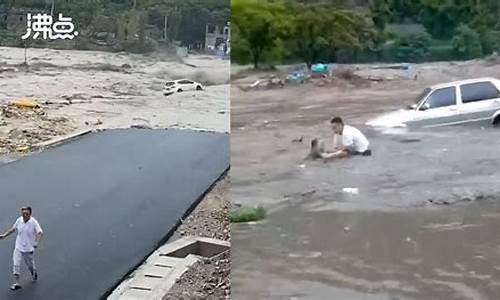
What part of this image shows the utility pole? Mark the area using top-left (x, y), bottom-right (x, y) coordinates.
top-left (24, 42), bottom-right (28, 66)
top-left (164, 15), bottom-right (168, 41)
top-left (51, 0), bottom-right (55, 17)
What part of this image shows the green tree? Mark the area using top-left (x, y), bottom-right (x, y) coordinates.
top-left (452, 24), bottom-right (483, 59)
top-left (232, 0), bottom-right (288, 68)
top-left (396, 31), bottom-right (431, 62)
top-left (291, 6), bottom-right (372, 67)
top-left (388, 0), bottom-right (422, 23)
top-left (370, 0), bottom-right (391, 31)
top-left (480, 30), bottom-right (500, 55)
top-left (419, 0), bottom-right (460, 39)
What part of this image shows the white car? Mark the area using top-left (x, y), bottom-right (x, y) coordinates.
top-left (366, 77), bottom-right (500, 128)
top-left (163, 79), bottom-right (204, 96)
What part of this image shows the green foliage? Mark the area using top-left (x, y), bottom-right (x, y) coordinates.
top-left (230, 25), bottom-right (252, 65)
top-left (416, 0), bottom-right (499, 39)
top-left (388, 0), bottom-right (422, 23)
top-left (232, 0), bottom-right (290, 68)
top-left (231, 0), bottom-right (500, 65)
top-left (119, 37), bottom-right (158, 53)
top-left (231, 0), bottom-right (374, 67)
top-left (395, 31), bottom-right (431, 62)
top-left (370, 0), bottom-right (391, 30)
top-left (427, 42), bottom-right (456, 61)
top-left (92, 15), bottom-right (117, 33)
top-left (419, 0), bottom-right (460, 39)
top-left (479, 30), bottom-right (500, 55)
top-left (3, 0), bottom-right (229, 52)
top-left (452, 24), bottom-right (483, 59)
top-left (291, 6), bottom-right (373, 67)
top-left (230, 206), bottom-right (266, 223)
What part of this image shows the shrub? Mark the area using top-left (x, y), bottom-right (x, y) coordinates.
top-left (395, 31), bottom-right (432, 62)
top-left (480, 30), bottom-right (500, 56)
top-left (230, 206), bottom-right (266, 223)
top-left (452, 24), bottom-right (483, 59)
top-left (120, 37), bottom-right (158, 54)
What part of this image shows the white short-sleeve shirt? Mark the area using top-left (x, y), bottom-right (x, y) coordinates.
top-left (13, 217), bottom-right (43, 252)
top-left (341, 125), bottom-right (370, 152)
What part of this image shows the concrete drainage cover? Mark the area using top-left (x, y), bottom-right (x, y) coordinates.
top-left (0, 129), bottom-right (229, 300)
top-left (109, 237), bottom-right (230, 300)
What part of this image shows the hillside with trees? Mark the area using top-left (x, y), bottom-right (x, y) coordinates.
top-left (0, 0), bottom-right (229, 53)
top-left (232, 0), bottom-right (500, 67)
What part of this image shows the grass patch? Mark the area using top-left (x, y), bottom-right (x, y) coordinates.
top-left (231, 206), bottom-right (266, 223)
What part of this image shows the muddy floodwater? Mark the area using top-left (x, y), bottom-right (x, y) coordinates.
top-left (233, 201), bottom-right (500, 300)
top-left (231, 64), bottom-right (500, 299)
top-left (232, 125), bottom-right (500, 300)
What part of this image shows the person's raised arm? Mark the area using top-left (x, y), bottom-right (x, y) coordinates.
top-left (0, 226), bottom-right (16, 240)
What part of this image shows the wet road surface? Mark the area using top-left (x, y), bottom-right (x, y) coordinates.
top-left (0, 129), bottom-right (229, 300)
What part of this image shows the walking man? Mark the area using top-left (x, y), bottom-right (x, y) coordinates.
top-left (0, 206), bottom-right (43, 290)
top-left (321, 116), bottom-right (372, 161)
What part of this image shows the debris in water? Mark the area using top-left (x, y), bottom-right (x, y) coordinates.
top-left (300, 190), bottom-right (316, 197)
top-left (15, 145), bottom-right (30, 153)
top-left (342, 187), bottom-right (359, 195)
top-left (131, 124), bottom-right (152, 130)
top-left (12, 100), bottom-right (40, 109)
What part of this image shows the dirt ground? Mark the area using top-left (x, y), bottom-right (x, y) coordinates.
top-left (231, 60), bottom-right (500, 299)
top-left (0, 46), bottom-right (229, 156)
top-left (164, 176), bottom-right (231, 300)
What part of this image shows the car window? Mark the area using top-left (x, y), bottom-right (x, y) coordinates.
top-left (424, 87), bottom-right (456, 109)
top-left (460, 82), bottom-right (500, 103)
top-left (415, 88), bottom-right (432, 106)
top-left (178, 80), bottom-right (193, 84)
top-left (165, 82), bottom-right (175, 86)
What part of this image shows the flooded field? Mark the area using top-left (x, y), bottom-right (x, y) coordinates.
top-left (231, 63), bottom-right (500, 299)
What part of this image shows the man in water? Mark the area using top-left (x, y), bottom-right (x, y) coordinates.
top-left (320, 116), bottom-right (371, 161)
top-left (0, 206), bottom-right (43, 290)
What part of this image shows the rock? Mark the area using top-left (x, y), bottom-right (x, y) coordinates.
top-left (130, 124), bottom-right (152, 130)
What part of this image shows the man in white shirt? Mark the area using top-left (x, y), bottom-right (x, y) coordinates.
top-left (0, 206), bottom-right (43, 290)
top-left (321, 116), bottom-right (371, 161)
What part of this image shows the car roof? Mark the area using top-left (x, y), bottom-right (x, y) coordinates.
top-left (429, 77), bottom-right (499, 89)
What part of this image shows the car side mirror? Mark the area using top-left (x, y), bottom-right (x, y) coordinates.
top-left (419, 103), bottom-right (430, 111)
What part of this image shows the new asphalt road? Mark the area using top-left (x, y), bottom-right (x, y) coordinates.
top-left (0, 129), bottom-right (229, 299)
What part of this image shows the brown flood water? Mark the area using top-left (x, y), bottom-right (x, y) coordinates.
top-left (231, 73), bottom-right (500, 299)
top-left (233, 200), bottom-right (500, 299)
top-left (232, 126), bottom-right (500, 300)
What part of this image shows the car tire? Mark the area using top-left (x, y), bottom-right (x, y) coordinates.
top-left (494, 116), bottom-right (500, 127)
top-left (177, 89), bottom-right (183, 93)
top-left (196, 85), bottom-right (203, 91)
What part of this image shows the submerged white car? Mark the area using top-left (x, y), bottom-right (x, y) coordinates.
top-left (163, 79), bottom-right (204, 96)
top-left (366, 77), bottom-right (500, 128)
